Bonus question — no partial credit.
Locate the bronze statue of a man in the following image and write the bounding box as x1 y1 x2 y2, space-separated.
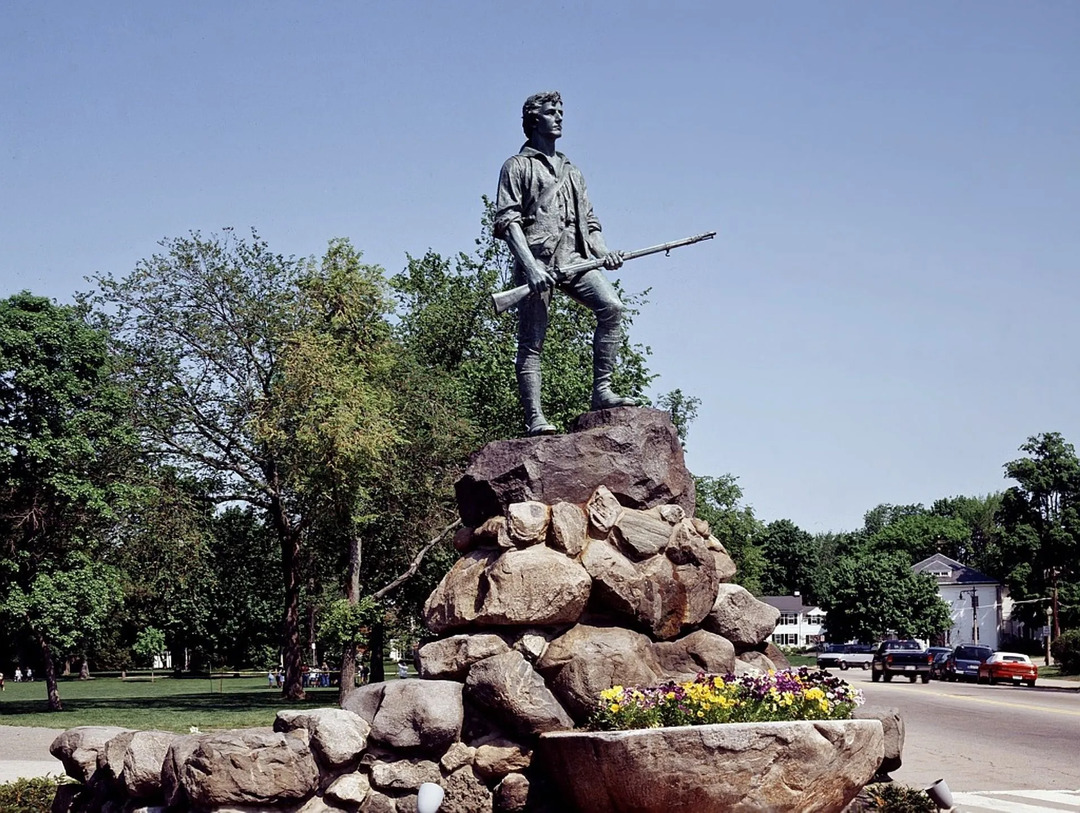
494 91 637 436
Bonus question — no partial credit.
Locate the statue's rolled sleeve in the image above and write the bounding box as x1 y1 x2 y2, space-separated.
494 158 526 239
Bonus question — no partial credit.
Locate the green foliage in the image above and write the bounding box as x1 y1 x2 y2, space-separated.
1 556 123 655
133 627 166 664
816 551 952 642
0 776 65 813
995 433 1080 631
863 782 937 813
694 475 765 593
759 519 819 600
1051 629 1080 674
655 389 700 448
318 597 378 652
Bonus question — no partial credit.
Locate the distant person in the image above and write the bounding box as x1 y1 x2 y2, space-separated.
25 667 32 682
397 661 409 679
268 670 277 688
1 671 5 691
14 667 21 683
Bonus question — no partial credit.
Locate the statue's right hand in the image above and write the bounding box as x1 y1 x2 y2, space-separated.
526 266 556 295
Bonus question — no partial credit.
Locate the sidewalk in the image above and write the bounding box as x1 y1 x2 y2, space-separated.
0 726 65 783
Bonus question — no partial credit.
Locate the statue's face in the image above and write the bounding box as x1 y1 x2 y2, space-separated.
534 101 563 140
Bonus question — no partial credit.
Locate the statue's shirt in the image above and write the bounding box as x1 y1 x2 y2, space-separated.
494 145 602 268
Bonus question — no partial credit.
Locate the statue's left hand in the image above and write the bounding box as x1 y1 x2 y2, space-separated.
601 250 625 270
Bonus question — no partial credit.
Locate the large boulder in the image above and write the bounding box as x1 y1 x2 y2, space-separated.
465 650 575 735
424 546 591 633
853 705 905 776
274 708 371 770
455 407 694 527
50 726 133 784
417 633 512 680
537 624 663 722
702 583 781 646
652 630 736 679
121 730 177 800
347 679 464 754
177 729 319 808
538 719 885 813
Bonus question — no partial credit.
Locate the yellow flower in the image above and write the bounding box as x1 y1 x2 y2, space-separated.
609 703 621 712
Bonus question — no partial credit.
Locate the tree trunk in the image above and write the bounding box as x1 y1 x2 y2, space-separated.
369 620 385 684
338 531 362 704
37 633 63 711
280 528 305 700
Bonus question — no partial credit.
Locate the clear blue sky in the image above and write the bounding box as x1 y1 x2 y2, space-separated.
3 2 1078 533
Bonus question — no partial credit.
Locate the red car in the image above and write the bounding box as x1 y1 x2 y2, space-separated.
977 652 1038 687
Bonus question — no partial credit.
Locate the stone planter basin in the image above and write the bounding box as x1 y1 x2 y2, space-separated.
537 718 884 813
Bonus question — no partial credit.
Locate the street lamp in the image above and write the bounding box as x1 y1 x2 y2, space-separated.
1045 604 1053 667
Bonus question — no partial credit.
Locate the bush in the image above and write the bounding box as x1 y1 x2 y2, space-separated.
1051 629 1080 674
0 776 63 813
863 782 937 813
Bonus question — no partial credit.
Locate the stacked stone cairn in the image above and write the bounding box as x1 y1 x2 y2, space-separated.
48 408 794 812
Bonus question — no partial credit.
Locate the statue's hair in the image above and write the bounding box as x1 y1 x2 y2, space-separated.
522 91 562 138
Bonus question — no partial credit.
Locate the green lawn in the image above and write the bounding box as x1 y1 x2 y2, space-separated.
0 675 350 732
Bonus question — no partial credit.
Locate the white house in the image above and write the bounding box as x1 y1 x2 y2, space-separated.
912 553 1003 649
761 595 827 648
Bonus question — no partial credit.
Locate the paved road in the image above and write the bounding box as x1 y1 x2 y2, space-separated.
852 670 1080 795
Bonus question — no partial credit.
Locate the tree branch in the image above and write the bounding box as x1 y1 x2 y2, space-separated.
372 518 461 601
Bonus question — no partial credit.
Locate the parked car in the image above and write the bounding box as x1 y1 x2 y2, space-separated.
816 643 875 671
871 640 933 683
943 644 994 682
978 652 1038 687
927 647 952 680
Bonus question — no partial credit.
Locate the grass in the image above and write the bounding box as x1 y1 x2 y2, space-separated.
0 675 350 732
785 653 817 668
1037 664 1080 681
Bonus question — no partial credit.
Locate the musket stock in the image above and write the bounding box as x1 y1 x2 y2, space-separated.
491 231 716 315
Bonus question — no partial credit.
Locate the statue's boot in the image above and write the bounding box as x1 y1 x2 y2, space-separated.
519 370 556 436
590 335 639 411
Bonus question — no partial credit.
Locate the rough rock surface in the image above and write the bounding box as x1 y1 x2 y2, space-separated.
455 407 694 526
538 719 885 813
274 708 371 769
364 680 464 753
537 624 663 721
50 726 133 784
465 650 574 735
424 546 591 633
179 729 319 807
703 583 782 646
652 629 737 678
121 730 177 800
494 772 530 812
416 633 511 680
853 705 905 775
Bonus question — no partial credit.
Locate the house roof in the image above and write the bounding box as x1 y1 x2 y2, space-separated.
912 553 998 585
760 595 821 613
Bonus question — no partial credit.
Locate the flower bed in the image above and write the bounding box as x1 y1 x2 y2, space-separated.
589 667 863 730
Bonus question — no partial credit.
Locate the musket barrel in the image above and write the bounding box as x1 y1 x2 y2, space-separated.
491 231 715 315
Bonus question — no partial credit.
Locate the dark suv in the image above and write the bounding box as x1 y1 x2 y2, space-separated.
944 645 993 682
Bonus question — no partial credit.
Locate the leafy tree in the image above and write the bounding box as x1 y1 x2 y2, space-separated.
930 494 1003 574
133 626 167 682
0 292 138 709
655 389 700 448
694 475 764 594
816 551 952 642
996 433 1080 636
866 512 973 565
758 519 819 600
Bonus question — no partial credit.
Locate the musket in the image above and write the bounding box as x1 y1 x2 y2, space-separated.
491 231 716 315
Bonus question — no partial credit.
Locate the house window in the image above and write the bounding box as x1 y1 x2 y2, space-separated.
773 633 799 646
805 613 826 625
778 612 799 625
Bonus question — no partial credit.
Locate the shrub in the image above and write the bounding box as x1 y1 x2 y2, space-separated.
588 667 862 731
0 776 64 813
863 782 937 813
1051 629 1080 674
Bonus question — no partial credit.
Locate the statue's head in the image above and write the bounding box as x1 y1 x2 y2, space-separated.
522 91 563 139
